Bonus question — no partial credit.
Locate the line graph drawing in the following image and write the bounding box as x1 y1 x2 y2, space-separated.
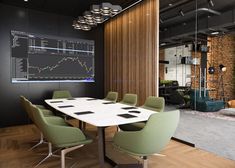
29 57 93 73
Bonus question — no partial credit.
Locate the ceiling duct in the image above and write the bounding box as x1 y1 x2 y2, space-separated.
161 8 221 26
160 0 192 13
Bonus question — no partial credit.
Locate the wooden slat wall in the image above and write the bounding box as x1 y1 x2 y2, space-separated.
104 0 159 105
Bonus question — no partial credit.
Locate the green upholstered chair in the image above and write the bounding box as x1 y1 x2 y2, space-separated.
104 91 118 102
20 96 53 116
52 90 73 120
141 96 165 112
119 96 165 131
30 104 92 168
20 96 68 150
120 93 138 106
113 110 180 168
52 90 72 99
20 96 54 119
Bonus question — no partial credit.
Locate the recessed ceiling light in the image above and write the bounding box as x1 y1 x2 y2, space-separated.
24 0 28 2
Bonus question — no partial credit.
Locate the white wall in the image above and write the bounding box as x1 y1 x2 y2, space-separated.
164 45 192 86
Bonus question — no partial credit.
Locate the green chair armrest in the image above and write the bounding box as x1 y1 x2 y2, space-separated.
41 109 54 116
45 116 69 126
35 104 46 109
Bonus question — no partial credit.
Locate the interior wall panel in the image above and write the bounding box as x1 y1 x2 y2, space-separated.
104 0 159 105
0 4 104 127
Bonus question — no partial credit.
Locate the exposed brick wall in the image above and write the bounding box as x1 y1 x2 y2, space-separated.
207 35 235 100
159 49 165 80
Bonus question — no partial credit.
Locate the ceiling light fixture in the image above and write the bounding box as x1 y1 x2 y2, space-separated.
208 0 214 7
179 10 184 16
77 16 86 24
93 15 104 23
74 24 82 30
160 16 164 23
73 2 122 31
91 5 101 14
72 20 77 27
211 31 219 35
24 0 28 2
83 11 93 19
101 3 112 16
82 24 91 31
111 5 122 15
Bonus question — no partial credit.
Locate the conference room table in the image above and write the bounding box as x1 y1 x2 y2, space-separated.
45 97 156 168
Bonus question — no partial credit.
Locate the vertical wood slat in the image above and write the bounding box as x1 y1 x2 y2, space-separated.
104 0 159 105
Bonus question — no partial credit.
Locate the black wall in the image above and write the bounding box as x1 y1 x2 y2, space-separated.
0 4 104 127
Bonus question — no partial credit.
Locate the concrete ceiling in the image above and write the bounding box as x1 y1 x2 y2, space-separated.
1 0 234 48
159 0 235 48
0 0 140 17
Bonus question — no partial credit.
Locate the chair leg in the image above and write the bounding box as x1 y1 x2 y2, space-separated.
34 143 53 167
29 132 47 151
143 156 148 168
79 120 82 129
61 145 84 168
34 142 62 167
83 122 86 131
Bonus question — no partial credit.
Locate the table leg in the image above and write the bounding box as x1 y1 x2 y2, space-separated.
97 127 105 168
79 121 82 129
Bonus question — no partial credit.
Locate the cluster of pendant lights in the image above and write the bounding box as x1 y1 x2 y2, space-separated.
72 3 122 31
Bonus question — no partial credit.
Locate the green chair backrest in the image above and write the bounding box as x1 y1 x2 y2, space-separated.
141 111 179 154
104 91 118 102
120 93 137 106
52 90 72 99
114 110 179 156
20 95 27 112
20 96 34 122
141 96 165 112
30 104 87 147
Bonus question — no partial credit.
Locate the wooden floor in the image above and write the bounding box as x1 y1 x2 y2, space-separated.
0 120 235 168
